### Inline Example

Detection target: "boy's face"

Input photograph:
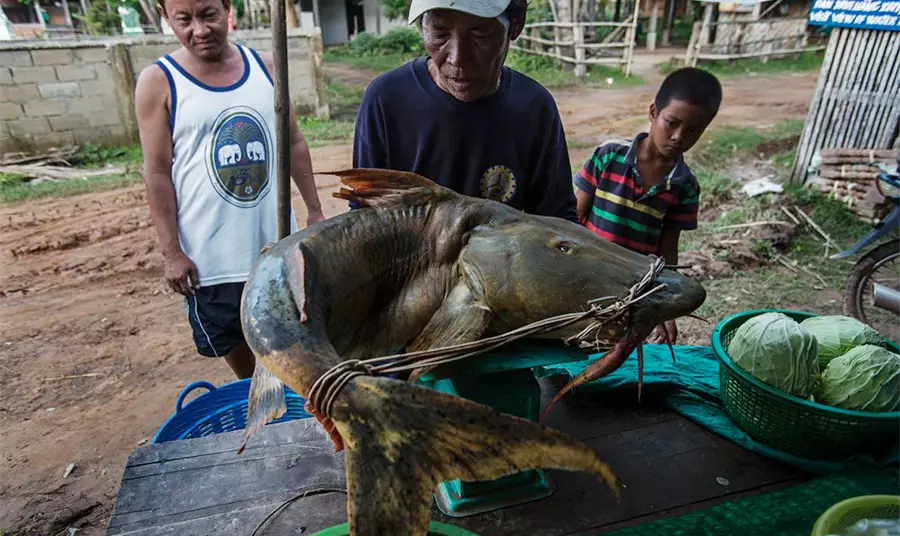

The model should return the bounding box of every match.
[648,98,716,158]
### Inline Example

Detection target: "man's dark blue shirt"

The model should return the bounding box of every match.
[351,56,578,223]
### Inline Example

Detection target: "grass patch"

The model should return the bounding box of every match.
[70,143,143,168]
[326,79,365,108]
[657,50,825,78]
[324,51,415,72]
[506,51,645,88]
[0,143,145,204]
[0,172,142,204]
[772,147,797,170]
[298,116,355,147]
[686,181,876,322]
[323,28,645,89]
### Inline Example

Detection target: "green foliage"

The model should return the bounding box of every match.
[0,173,141,204]
[71,143,143,168]
[380,0,411,21]
[74,0,123,35]
[297,116,355,147]
[658,51,825,78]
[329,27,425,58]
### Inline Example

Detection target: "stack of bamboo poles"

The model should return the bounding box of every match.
[808,148,898,222]
[790,28,900,184]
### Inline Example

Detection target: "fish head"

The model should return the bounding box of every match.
[460,207,706,341]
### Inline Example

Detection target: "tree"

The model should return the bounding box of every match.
[380,0,409,21]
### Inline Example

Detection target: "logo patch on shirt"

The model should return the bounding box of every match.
[207,106,272,207]
[480,165,517,203]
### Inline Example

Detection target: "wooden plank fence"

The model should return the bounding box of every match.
[684,16,827,66]
[510,2,641,77]
[790,28,900,184]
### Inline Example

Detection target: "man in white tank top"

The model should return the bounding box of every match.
[134,0,324,379]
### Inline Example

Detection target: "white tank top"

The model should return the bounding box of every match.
[155,44,298,287]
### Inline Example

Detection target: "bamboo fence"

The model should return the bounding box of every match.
[790,28,900,184]
[510,2,641,77]
[684,16,826,66]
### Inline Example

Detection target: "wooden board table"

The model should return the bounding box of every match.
[106,377,807,536]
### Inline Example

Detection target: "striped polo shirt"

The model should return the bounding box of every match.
[573,133,700,254]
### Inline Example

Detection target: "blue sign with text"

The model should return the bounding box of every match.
[808,0,900,30]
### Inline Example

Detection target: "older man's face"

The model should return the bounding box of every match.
[421,9,510,102]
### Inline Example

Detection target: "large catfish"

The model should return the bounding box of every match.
[239,169,706,536]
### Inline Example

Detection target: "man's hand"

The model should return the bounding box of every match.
[647,319,678,345]
[306,210,325,227]
[164,251,200,296]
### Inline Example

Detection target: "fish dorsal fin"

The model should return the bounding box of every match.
[326,168,458,208]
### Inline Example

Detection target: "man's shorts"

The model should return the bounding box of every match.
[184,282,246,357]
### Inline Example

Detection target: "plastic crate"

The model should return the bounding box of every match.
[153,379,313,443]
[711,309,900,461]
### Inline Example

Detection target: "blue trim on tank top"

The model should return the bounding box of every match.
[154,59,178,132]
[247,47,273,87]
[163,45,251,93]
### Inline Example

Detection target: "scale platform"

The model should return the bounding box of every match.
[415,339,596,518]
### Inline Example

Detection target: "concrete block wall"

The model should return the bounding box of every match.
[1,44,127,154]
[0,29,328,155]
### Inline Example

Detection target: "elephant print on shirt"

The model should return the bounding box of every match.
[217,144,243,166]
[246,140,265,162]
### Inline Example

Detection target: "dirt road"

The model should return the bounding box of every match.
[0,69,819,535]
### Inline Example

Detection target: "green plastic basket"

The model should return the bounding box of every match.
[811,494,900,536]
[711,309,900,461]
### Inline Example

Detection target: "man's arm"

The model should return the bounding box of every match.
[134,64,198,296]
[259,53,323,226]
[529,110,578,223]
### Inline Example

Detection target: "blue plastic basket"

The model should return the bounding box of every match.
[153,379,314,443]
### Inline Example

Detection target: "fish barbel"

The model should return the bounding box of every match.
[239,169,706,535]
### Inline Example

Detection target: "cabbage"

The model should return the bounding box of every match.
[799,315,884,368]
[728,312,820,398]
[817,344,900,412]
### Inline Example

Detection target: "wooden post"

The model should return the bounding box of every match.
[61,0,73,27]
[684,20,700,66]
[699,2,713,46]
[312,0,320,28]
[661,0,675,46]
[624,0,641,76]
[34,1,46,28]
[108,43,138,143]
[574,24,586,76]
[646,0,658,50]
[272,0,292,239]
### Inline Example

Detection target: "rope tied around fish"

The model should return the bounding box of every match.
[308,257,683,422]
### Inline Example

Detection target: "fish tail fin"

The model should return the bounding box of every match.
[326,168,457,208]
[332,376,622,536]
[238,362,287,454]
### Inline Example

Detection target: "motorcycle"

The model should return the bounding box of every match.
[830,158,900,335]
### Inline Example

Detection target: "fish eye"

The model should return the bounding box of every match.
[556,242,572,253]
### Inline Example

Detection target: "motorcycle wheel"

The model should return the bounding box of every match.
[842,238,900,342]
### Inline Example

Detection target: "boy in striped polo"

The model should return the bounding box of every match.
[574,67,722,344]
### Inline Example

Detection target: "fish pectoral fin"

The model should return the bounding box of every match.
[405,281,492,383]
[334,376,621,536]
[328,168,457,208]
[238,362,287,454]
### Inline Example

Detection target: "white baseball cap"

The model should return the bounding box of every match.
[407,0,512,24]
